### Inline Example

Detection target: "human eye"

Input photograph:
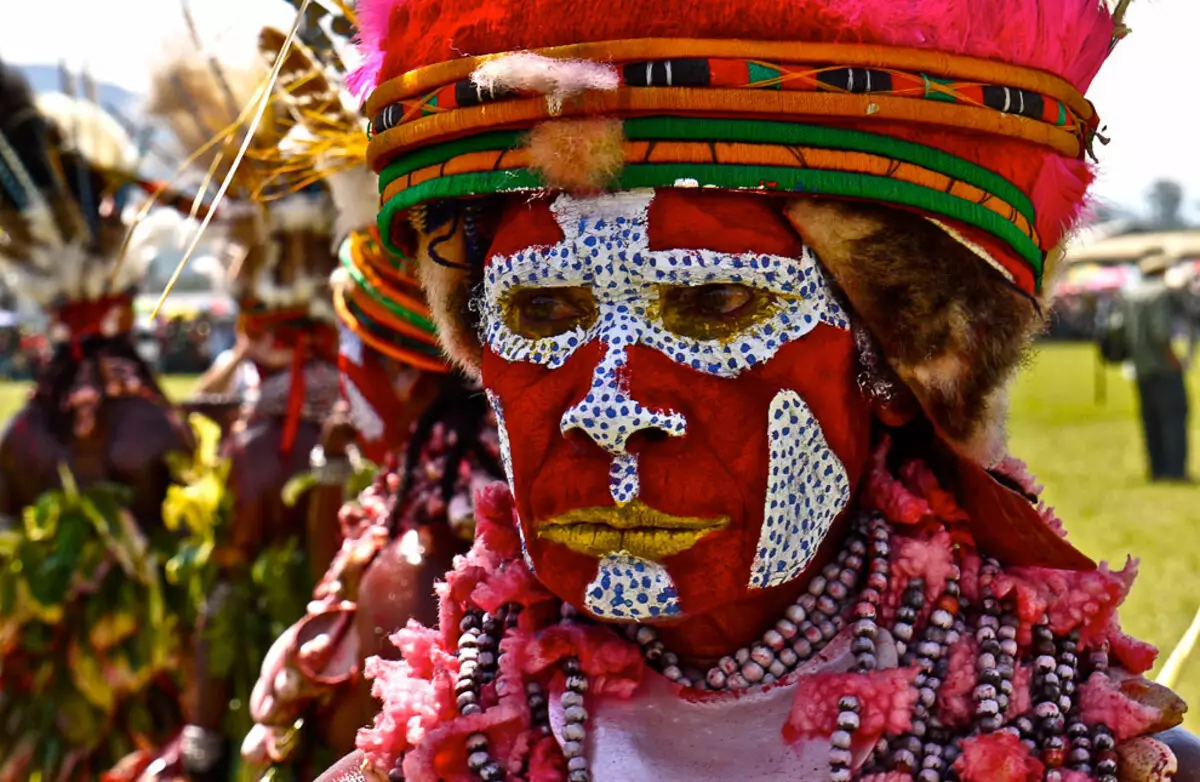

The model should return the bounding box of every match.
[505,286,597,339]
[659,283,776,340]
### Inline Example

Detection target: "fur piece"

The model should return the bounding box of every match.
[785,198,1041,466]
[355,0,1126,93]
[324,164,379,244]
[525,119,624,193]
[471,53,618,113]
[413,217,481,375]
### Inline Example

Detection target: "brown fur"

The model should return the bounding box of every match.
[413,216,482,375]
[786,198,1042,465]
[525,119,625,194]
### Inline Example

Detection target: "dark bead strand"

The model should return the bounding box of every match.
[1030,622,1069,773]
[478,611,502,685]
[851,515,889,675]
[1065,718,1092,775]
[457,610,485,716]
[1093,722,1118,782]
[894,577,926,663]
[829,695,860,782]
[891,570,959,780]
[845,515,890,777]
[561,656,592,782]
[972,592,1007,734]
[458,608,510,782]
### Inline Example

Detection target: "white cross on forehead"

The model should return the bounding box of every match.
[482,190,848,375]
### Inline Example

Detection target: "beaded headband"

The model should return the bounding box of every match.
[366,40,1102,294]
[333,228,448,373]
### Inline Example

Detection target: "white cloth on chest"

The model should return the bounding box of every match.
[550,627,898,781]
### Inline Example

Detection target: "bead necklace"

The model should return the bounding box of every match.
[387,510,1125,782]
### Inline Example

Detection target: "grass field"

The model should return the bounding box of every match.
[4,347,1200,728]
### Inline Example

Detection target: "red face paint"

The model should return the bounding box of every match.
[481,190,873,622]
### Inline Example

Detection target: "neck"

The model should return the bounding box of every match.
[647,518,849,663]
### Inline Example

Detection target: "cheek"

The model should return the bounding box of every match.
[629,324,871,512]
[628,324,871,602]
[481,341,617,517]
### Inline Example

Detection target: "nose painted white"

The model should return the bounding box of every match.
[560,339,688,504]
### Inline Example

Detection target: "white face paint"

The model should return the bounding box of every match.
[482,191,853,615]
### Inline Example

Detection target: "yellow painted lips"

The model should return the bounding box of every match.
[537,501,730,561]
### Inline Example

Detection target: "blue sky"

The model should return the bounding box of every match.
[2,0,1196,218]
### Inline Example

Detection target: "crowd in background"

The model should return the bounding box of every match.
[0,314,238,380]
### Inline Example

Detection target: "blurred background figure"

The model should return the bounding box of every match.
[1120,251,1197,481]
[0,59,199,780]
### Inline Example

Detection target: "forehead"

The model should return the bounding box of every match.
[485,189,807,263]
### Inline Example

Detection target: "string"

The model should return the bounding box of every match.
[149,0,314,322]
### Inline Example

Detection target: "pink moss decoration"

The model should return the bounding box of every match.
[783,667,920,743]
[1078,672,1164,741]
[954,732,1044,782]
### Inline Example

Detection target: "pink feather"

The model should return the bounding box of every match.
[351,0,1120,92]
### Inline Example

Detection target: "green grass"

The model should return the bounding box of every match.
[4,351,1200,726]
[1008,344,1200,730]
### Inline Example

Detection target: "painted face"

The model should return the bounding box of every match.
[481,189,873,622]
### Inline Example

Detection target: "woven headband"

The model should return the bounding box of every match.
[334,230,448,373]
[367,39,1101,293]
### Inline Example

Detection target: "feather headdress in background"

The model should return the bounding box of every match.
[0,61,190,323]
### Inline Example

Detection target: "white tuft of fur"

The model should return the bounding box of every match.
[324,164,379,246]
[36,92,137,173]
[472,53,618,114]
[267,193,336,235]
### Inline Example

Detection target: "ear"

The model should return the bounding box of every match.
[787,198,1041,467]
[414,216,482,376]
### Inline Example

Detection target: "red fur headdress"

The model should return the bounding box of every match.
[352,0,1134,464]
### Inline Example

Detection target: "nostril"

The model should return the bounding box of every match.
[641,428,670,443]
[625,427,672,453]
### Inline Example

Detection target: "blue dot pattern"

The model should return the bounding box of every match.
[608,453,639,505]
[583,552,683,620]
[748,390,851,590]
[559,341,688,459]
[481,190,848,378]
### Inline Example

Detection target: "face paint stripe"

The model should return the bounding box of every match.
[560,343,688,456]
[583,552,682,620]
[609,453,640,504]
[748,389,851,590]
[487,389,536,572]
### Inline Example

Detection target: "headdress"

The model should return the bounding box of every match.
[354,0,1134,465]
[146,37,343,329]
[0,62,191,346]
[261,2,454,455]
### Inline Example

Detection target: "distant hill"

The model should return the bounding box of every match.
[14,64,181,181]
[16,63,141,114]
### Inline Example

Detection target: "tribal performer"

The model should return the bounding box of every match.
[323,0,1200,780]
[145,47,348,779]
[239,16,505,776]
[0,63,197,779]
